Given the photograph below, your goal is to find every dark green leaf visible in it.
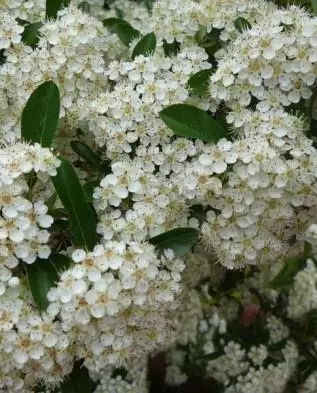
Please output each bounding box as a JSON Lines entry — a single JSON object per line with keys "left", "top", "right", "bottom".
{"left": 198, "top": 28, "right": 221, "bottom": 56}
{"left": 61, "top": 361, "right": 96, "bottom": 393}
{"left": 116, "top": 22, "right": 140, "bottom": 46}
{"left": 46, "top": 0, "right": 71, "bottom": 19}
{"left": 115, "top": 7, "right": 124, "bottom": 18}
{"left": 132, "top": 32, "right": 156, "bottom": 59}
{"left": 103, "top": 18, "right": 140, "bottom": 45}
{"left": 309, "top": 90, "right": 317, "bottom": 139}
{"left": 189, "top": 204, "right": 207, "bottom": 224}
{"left": 51, "top": 159, "right": 97, "bottom": 250}
{"left": 149, "top": 228, "right": 199, "bottom": 257}
{"left": 187, "top": 69, "right": 213, "bottom": 96}
{"left": 270, "top": 257, "right": 307, "bottom": 290}
{"left": 21, "top": 22, "right": 43, "bottom": 48}
{"left": 70, "top": 140, "right": 102, "bottom": 171}
{"left": 83, "top": 181, "right": 99, "bottom": 203}
{"left": 16, "top": 18, "right": 30, "bottom": 25}
{"left": 0, "top": 49, "right": 5, "bottom": 66}
{"left": 311, "top": 0, "right": 317, "bottom": 13}
{"left": 103, "top": 17, "right": 126, "bottom": 28}
{"left": 21, "top": 81, "right": 60, "bottom": 147}
{"left": 234, "top": 17, "right": 251, "bottom": 33}
{"left": 78, "top": 1, "right": 90, "bottom": 13}
{"left": 163, "top": 40, "right": 180, "bottom": 56}
{"left": 159, "top": 104, "right": 227, "bottom": 143}
{"left": 50, "top": 253, "right": 72, "bottom": 272}
{"left": 144, "top": 0, "right": 154, "bottom": 12}
{"left": 26, "top": 258, "right": 59, "bottom": 310}
{"left": 26, "top": 253, "right": 72, "bottom": 311}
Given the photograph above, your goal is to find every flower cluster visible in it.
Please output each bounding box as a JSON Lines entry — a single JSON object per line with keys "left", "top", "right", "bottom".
{"left": 46, "top": 243, "right": 184, "bottom": 370}
{"left": 0, "top": 283, "right": 74, "bottom": 391}
{"left": 0, "top": 143, "right": 59, "bottom": 295}
{"left": 164, "top": 256, "right": 317, "bottom": 393}
{"left": 0, "top": 12, "right": 24, "bottom": 50}
{"left": 2, "top": 0, "right": 317, "bottom": 391}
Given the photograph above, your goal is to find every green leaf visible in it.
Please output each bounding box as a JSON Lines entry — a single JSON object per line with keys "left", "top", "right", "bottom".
{"left": 189, "top": 204, "right": 207, "bottom": 225}
{"left": 159, "top": 104, "right": 227, "bottom": 143}
{"left": 51, "top": 159, "right": 97, "bottom": 250}
{"left": 26, "top": 258, "right": 59, "bottom": 310}
{"left": 311, "top": 0, "right": 317, "bottom": 13}
{"left": 46, "top": 0, "right": 70, "bottom": 19}
{"left": 187, "top": 69, "right": 213, "bottom": 96}
{"left": 270, "top": 257, "right": 307, "bottom": 290}
{"left": 103, "top": 17, "right": 126, "bottom": 28}
{"left": 197, "top": 28, "right": 221, "bottom": 51}
{"left": 83, "top": 181, "right": 99, "bottom": 203}
{"left": 234, "top": 17, "right": 251, "bottom": 33}
{"left": 103, "top": 18, "right": 140, "bottom": 45}
{"left": 132, "top": 32, "right": 156, "bottom": 59}
{"left": 116, "top": 22, "right": 140, "bottom": 46}
{"left": 70, "top": 140, "right": 103, "bottom": 171}
{"left": 50, "top": 253, "right": 72, "bottom": 272}
{"left": 61, "top": 361, "right": 96, "bottom": 393}
{"left": 21, "top": 81, "right": 60, "bottom": 147}
{"left": 21, "top": 22, "right": 43, "bottom": 48}
{"left": 78, "top": 1, "right": 90, "bottom": 13}
{"left": 26, "top": 253, "right": 72, "bottom": 311}
{"left": 115, "top": 7, "right": 124, "bottom": 19}
{"left": 163, "top": 39, "right": 180, "bottom": 56}
{"left": 149, "top": 228, "right": 199, "bottom": 257}
{"left": 0, "top": 49, "right": 5, "bottom": 66}
{"left": 144, "top": 0, "right": 154, "bottom": 12}
{"left": 16, "top": 18, "right": 30, "bottom": 25}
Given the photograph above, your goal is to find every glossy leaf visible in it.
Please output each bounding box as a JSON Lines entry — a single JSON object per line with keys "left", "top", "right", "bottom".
{"left": 51, "top": 159, "right": 97, "bottom": 250}
{"left": 50, "top": 253, "right": 72, "bottom": 272}
{"left": 46, "top": 0, "right": 71, "bottom": 19}
{"left": 21, "top": 22, "right": 43, "bottom": 48}
{"left": 21, "top": 81, "right": 60, "bottom": 147}
{"left": 149, "top": 228, "right": 199, "bottom": 257}
{"left": 26, "top": 258, "right": 59, "bottom": 310}
{"left": 187, "top": 69, "right": 213, "bottom": 96}
{"left": 83, "top": 181, "right": 100, "bottom": 203}
{"left": 103, "top": 18, "right": 140, "bottom": 45}
{"left": 26, "top": 253, "right": 72, "bottom": 311}
{"left": 159, "top": 104, "right": 226, "bottom": 143}
{"left": 116, "top": 22, "right": 140, "bottom": 46}
{"left": 103, "top": 17, "right": 126, "bottom": 28}
{"left": 70, "top": 140, "right": 103, "bottom": 170}
{"left": 132, "top": 32, "right": 156, "bottom": 59}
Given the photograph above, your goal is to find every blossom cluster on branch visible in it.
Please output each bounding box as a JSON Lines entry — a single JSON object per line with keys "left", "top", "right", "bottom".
{"left": 1, "top": 0, "right": 317, "bottom": 392}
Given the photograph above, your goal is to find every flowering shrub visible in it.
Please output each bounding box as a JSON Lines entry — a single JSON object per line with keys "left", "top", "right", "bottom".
{"left": 2, "top": 0, "right": 317, "bottom": 392}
